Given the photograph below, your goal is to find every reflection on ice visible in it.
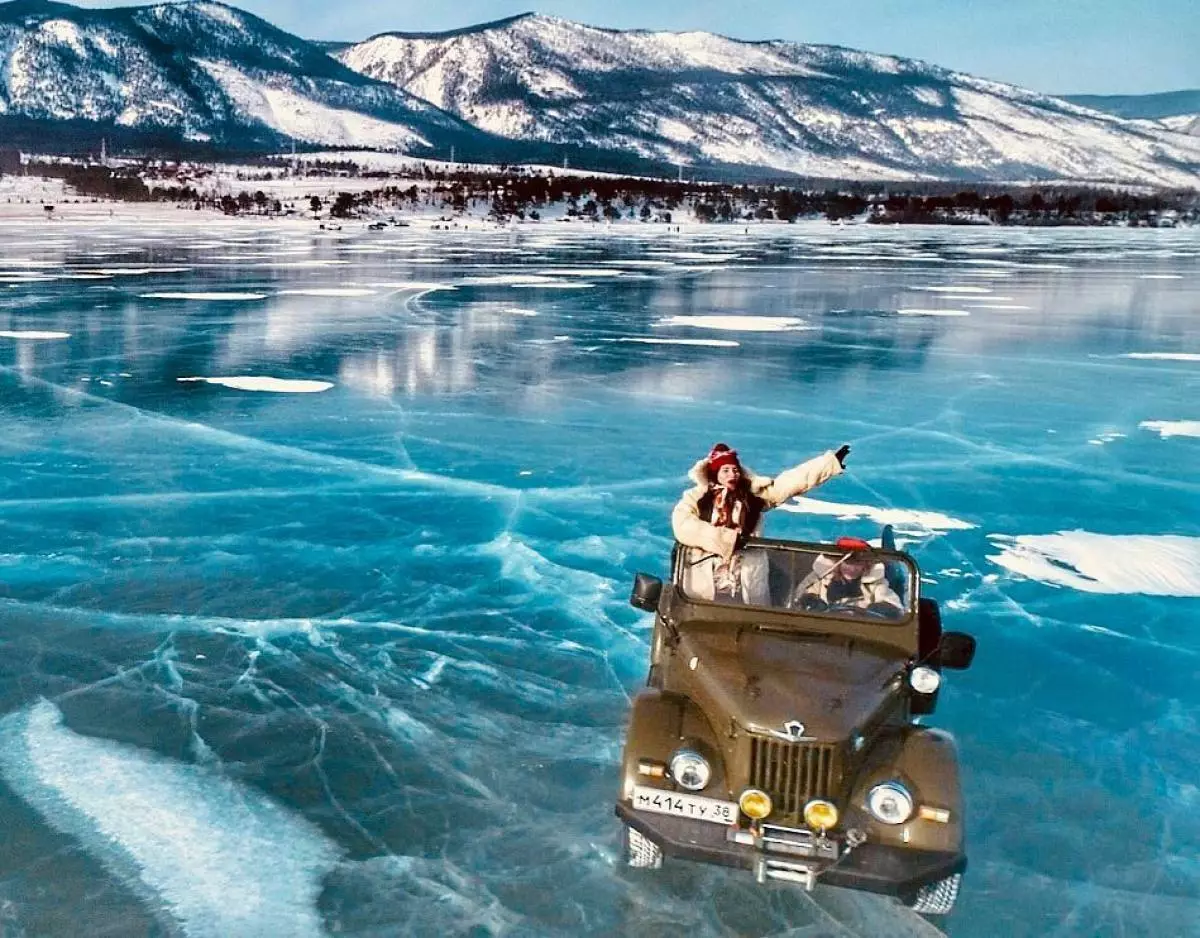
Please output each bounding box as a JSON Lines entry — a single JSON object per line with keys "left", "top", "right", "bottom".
{"left": 0, "top": 220, "right": 1197, "bottom": 938}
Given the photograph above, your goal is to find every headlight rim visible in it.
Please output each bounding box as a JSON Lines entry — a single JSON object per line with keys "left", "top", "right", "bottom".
{"left": 668, "top": 747, "right": 712, "bottom": 792}
{"left": 866, "top": 780, "right": 915, "bottom": 825}
{"left": 909, "top": 665, "right": 942, "bottom": 695}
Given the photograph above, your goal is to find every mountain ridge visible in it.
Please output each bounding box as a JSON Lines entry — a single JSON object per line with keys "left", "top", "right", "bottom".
{"left": 334, "top": 13, "right": 1200, "bottom": 186}
{"left": 0, "top": 0, "right": 504, "bottom": 155}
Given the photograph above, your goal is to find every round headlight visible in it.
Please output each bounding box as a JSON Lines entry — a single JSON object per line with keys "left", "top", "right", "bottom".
{"left": 909, "top": 666, "right": 941, "bottom": 695}
{"left": 867, "top": 782, "right": 914, "bottom": 825}
{"left": 738, "top": 788, "right": 772, "bottom": 820}
{"left": 803, "top": 799, "right": 839, "bottom": 831}
{"left": 668, "top": 749, "right": 711, "bottom": 791}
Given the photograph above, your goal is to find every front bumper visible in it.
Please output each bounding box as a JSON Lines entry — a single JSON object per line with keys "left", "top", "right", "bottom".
{"left": 616, "top": 802, "right": 965, "bottom": 897}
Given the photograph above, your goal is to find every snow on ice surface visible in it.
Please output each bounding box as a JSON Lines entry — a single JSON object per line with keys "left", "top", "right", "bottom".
{"left": 0, "top": 220, "right": 1197, "bottom": 938}
{"left": 1141, "top": 420, "right": 1200, "bottom": 439}
{"left": 780, "top": 497, "right": 976, "bottom": 534}
{"left": 0, "top": 701, "right": 342, "bottom": 938}
{"left": 609, "top": 337, "right": 739, "bottom": 347}
{"left": 655, "top": 315, "right": 809, "bottom": 331}
{"left": 276, "top": 288, "right": 379, "bottom": 297}
{"left": 1122, "top": 352, "right": 1200, "bottom": 362}
{"left": 177, "top": 376, "right": 334, "bottom": 393}
{"left": 0, "top": 330, "right": 71, "bottom": 339}
{"left": 140, "top": 292, "right": 268, "bottom": 301}
{"left": 988, "top": 532, "right": 1200, "bottom": 596}
{"left": 897, "top": 308, "right": 970, "bottom": 316}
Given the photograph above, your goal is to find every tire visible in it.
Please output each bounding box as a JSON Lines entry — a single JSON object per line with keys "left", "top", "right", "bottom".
{"left": 622, "top": 825, "right": 663, "bottom": 870}
{"left": 907, "top": 873, "right": 961, "bottom": 915}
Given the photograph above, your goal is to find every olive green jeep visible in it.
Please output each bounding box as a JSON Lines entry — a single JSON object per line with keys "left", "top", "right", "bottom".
{"left": 615, "top": 530, "right": 977, "bottom": 915}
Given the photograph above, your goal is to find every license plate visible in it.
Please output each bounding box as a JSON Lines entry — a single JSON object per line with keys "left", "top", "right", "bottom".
{"left": 632, "top": 785, "right": 738, "bottom": 825}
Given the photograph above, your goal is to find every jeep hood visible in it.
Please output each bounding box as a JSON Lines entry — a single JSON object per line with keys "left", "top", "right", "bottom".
{"left": 680, "top": 629, "right": 905, "bottom": 742}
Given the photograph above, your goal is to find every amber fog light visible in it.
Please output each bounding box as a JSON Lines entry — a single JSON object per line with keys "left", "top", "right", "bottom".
{"left": 804, "top": 799, "right": 839, "bottom": 831}
{"left": 738, "top": 788, "right": 773, "bottom": 820}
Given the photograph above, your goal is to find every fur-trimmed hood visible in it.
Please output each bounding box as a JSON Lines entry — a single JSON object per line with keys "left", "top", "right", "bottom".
{"left": 685, "top": 457, "right": 772, "bottom": 495}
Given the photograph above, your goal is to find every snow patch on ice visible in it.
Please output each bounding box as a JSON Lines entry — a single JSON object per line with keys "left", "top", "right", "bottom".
{"left": 276, "top": 288, "right": 379, "bottom": 297}
{"left": 608, "top": 337, "right": 739, "bottom": 348}
{"left": 1122, "top": 352, "right": 1200, "bottom": 362}
{"left": 178, "top": 376, "right": 334, "bottom": 393}
{"left": 988, "top": 531, "right": 1200, "bottom": 596}
{"left": 0, "top": 700, "right": 342, "bottom": 938}
{"left": 1140, "top": 420, "right": 1200, "bottom": 439}
{"left": 141, "top": 292, "right": 268, "bottom": 301}
{"left": 0, "top": 330, "right": 70, "bottom": 339}
{"left": 897, "top": 308, "right": 970, "bottom": 317}
{"left": 780, "top": 497, "right": 975, "bottom": 534}
{"left": 655, "top": 315, "right": 809, "bottom": 332}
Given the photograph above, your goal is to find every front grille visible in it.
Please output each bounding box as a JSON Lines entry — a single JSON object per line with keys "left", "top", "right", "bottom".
{"left": 749, "top": 738, "right": 840, "bottom": 816}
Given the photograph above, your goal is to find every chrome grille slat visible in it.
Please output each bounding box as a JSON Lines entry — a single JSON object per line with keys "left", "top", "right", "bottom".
{"left": 749, "top": 738, "right": 839, "bottom": 817}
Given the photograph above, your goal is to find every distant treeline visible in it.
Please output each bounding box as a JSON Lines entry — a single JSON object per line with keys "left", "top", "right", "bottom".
{"left": 4, "top": 154, "right": 1197, "bottom": 227}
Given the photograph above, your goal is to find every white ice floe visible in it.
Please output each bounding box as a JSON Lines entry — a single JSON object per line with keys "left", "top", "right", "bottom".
{"left": 779, "top": 496, "right": 975, "bottom": 534}
{"left": 609, "top": 337, "right": 740, "bottom": 347}
{"left": 1088, "top": 431, "right": 1126, "bottom": 446}
{"left": 988, "top": 531, "right": 1200, "bottom": 596}
{"left": 276, "top": 288, "right": 378, "bottom": 298}
{"left": 655, "top": 315, "right": 809, "bottom": 332}
{"left": 1138, "top": 274, "right": 1183, "bottom": 280}
{"left": 140, "top": 292, "right": 268, "bottom": 301}
{"left": 85, "top": 267, "right": 192, "bottom": 276}
{"left": 966, "top": 303, "right": 1032, "bottom": 310}
{"left": 1140, "top": 420, "right": 1200, "bottom": 439}
{"left": 916, "top": 285, "right": 993, "bottom": 294}
{"left": 0, "top": 701, "right": 341, "bottom": 938}
{"left": 177, "top": 376, "right": 334, "bottom": 393}
{"left": 459, "top": 274, "right": 565, "bottom": 286}
{"left": 1121, "top": 352, "right": 1200, "bottom": 362}
{"left": 897, "top": 308, "right": 970, "bottom": 317}
{"left": 365, "top": 282, "right": 455, "bottom": 291}
{"left": 0, "top": 330, "right": 70, "bottom": 339}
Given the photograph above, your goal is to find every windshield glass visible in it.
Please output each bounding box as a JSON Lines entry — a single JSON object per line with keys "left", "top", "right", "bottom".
{"left": 676, "top": 542, "right": 916, "bottom": 622}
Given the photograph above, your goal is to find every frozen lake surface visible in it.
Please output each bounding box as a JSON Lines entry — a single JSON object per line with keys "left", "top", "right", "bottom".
{"left": 0, "top": 219, "right": 1197, "bottom": 937}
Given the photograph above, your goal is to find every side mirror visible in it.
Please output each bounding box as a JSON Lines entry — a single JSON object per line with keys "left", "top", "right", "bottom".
{"left": 939, "top": 631, "right": 976, "bottom": 670}
{"left": 630, "top": 573, "right": 663, "bottom": 612}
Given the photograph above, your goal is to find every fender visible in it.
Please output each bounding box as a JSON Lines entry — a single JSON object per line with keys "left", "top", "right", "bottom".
{"left": 845, "top": 726, "right": 964, "bottom": 854}
{"left": 618, "top": 689, "right": 727, "bottom": 803}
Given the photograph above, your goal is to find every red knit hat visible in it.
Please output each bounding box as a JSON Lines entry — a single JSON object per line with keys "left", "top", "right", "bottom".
{"left": 707, "top": 443, "right": 741, "bottom": 478}
{"left": 836, "top": 536, "right": 872, "bottom": 558}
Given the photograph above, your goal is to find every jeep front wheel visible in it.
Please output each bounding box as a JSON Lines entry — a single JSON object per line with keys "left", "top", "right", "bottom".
{"left": 906, "top": 873, "right": 961, "bottom": 915}
{"left": 622, "top": 825, "right": 663, "bottom": 869}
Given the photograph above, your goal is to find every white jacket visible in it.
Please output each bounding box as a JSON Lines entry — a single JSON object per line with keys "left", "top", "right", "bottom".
{"left": 795, "top": 554, "right": 902, "bottom": 608}
{"left": 671, "top": 450, "right": 844, "bottom": 562}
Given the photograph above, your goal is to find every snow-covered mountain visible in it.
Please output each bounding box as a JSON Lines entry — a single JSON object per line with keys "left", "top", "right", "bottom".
{"left": 337, "top": 14, "right": 1200, "bottom": 186}
{"left": 0, "top": 0, "right": 495, "bottom": 154}
{"left": 1066, "top": 90, "right": 1200, "bottom": 138}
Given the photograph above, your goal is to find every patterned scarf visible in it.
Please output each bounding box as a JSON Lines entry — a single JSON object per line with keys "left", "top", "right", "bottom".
{"left": 710, "top": 486, "right": 748, "bottom": 530}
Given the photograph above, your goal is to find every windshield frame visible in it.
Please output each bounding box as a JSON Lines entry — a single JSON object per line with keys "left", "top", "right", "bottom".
{"left": 670, "top": 535, "right": 920, "bottom": 627}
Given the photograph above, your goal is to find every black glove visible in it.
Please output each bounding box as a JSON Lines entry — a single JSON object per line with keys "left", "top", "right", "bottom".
{"left": 834, "top": 444, "right": 851, "bottom": 467}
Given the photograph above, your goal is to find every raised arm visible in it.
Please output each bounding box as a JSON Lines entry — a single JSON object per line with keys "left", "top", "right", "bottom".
{"left": 756, "top": 448, "right": 846, "bottom": 508}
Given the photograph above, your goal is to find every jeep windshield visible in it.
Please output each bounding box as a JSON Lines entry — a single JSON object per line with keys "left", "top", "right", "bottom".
{"left": 674, "top": 540, "right": 916, "bottom": 622}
